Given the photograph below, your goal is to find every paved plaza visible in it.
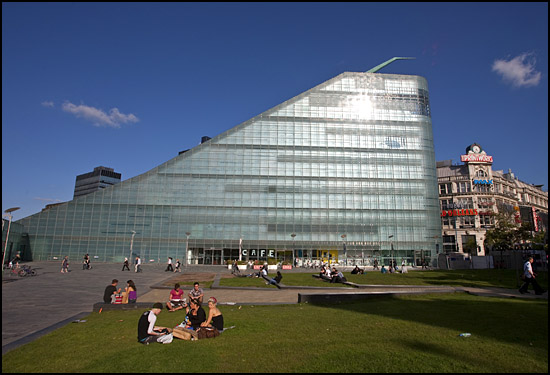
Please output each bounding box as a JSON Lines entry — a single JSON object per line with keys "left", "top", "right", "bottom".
{"left": 2, "top": 261, "right": 546, "bottom": 354}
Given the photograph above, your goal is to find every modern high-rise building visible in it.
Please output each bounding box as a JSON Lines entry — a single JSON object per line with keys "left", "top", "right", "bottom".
{"left": 73, "top": 166, "right": 121, "bottom": 198}
{"left": 15, "top": 60, "right": 442, "bottom": 266}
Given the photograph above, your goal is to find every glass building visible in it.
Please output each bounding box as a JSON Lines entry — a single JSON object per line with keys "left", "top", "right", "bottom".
{"left": 16, "top": 69, "right": 442, "bottom": 266}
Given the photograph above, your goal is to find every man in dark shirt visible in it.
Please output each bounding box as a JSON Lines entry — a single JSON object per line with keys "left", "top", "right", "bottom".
{"left": 103, "top": 279, "right": 120, "bottom": 304}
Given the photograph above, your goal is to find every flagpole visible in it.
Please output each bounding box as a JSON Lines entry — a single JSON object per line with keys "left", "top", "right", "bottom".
{"left": 239, "top": 238, "right": 242, "bottom": 261}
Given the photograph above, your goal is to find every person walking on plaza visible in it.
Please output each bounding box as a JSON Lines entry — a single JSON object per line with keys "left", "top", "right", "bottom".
{"left": 174, "top": 258, "right": 181, "bottom": 273}
{"left": 519, "top": 257, "right": 547, "bottom": 295}
{"left": 373, "top": 258, "right": 379, "bottom": 270}
{"left": 135, "top": 256, "right": 142, "bottom": 273}
{"left": 122, "top": 257, "right": 130, "bottom": 271}
{"left": 83, "top": 254, "right": 91, "bottom": 270}
{"left": 165, "top": 257, "right": 174, "bottom": 272}
{"left": 61, "top": 256, "right": 69, "bottom": 273}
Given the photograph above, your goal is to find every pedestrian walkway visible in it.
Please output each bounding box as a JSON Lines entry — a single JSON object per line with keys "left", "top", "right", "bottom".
{"left": 2, "top": 261, "right": 546, "bottom": 354}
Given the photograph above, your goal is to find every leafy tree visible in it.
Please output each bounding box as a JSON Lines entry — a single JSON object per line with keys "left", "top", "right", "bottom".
{"left": 463, "top": 237, "right": 478, "bottom": 255}
{"left": 484, "top": 204, "right": 537, "bottom": 251}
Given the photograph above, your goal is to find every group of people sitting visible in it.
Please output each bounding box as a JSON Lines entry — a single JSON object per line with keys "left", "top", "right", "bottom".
{"left": 319, "top": 264, "right": 347, "bottom": 283}
{"left": 137, "top": 282, "right": 224, "bottom": 344}
{"left": 103, "top": 279, "right": 137, "bottom": 304}
{"left": 233, "top": 263, "right": 283, "bottom": 288}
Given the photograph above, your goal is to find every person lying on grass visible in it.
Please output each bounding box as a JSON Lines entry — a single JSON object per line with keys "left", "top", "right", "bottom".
{"left": 263, "top": 271, "right": 283, "bottom": 288}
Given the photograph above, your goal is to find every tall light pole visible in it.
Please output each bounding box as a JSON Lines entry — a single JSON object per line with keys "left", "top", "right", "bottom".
{"left": 290, "top": 233, "right": 296, "bottom": 266}
{"left": 2, "top": 207, "right": 20, "bottom": 276}
{"left": 185, "top": 232, "right": 191, "bottom": 267}
{"left": 129, "top": 230, "right": 136, "bottom": 261}
{"left": 450, "top": 202, "right": 463, "bottom": 252}
{"left": 388, "top": 235, "right": 394, "bottom": 267}
{"left": 341, "top": 234, "right": 347, "bottom": 266}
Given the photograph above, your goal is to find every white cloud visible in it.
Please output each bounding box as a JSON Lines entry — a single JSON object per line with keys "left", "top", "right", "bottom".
{"left": 492, "top": 52, "right": 542, "bottom": 88}
{"left": 41, "top": 101, "right": 54, "bottom": 107}
{"left": 61, "top": 101, "right": 139, "bottom": 128}
{"left": 33, "top": 197, "right": 63, "bottom": 203}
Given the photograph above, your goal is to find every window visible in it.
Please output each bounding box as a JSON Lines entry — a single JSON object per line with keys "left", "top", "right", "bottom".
{"left": 458, "top": 182, "right": 470, "bottom": 193}
{"left": 475, "top": 169, "right": 488, "bottom": 177}
{"left": 439, "top": 183, "right": 452, "bottom": 195}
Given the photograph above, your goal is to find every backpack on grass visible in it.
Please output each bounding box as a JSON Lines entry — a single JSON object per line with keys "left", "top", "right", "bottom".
{"left": 196, "top": 327, "right": 220, "bottom": 339}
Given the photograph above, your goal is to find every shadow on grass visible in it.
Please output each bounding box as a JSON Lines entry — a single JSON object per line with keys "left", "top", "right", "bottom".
{"left": 314, "top": 293, "right": 548, "bottom": 349}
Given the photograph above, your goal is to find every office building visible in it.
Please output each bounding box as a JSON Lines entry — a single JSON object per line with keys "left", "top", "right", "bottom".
{"left": 437, "top": 143, "right": 548, "bottom": 255}
{"left": 15, "top": 61, "right": 442, "bottom": 266}
{"left": 73, "top": 166, "right": 121, "bottom": 199}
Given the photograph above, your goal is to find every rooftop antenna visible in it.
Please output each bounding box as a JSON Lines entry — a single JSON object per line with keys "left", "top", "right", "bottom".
{"left": 366, "top": 57, "right": 415, "bottom": 73}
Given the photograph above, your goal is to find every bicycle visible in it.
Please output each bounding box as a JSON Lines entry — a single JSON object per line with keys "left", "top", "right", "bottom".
{"left": 18, "top": 265, "right": 37, "bottom": 277}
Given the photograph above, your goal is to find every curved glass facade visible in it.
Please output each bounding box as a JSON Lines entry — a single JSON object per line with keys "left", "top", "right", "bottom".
{"left": 18, "top": 71, "right": 442, "bottom": 266}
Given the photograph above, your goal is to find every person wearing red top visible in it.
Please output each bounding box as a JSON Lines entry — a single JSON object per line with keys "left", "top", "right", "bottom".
{"left": 166, "top": 283, "right": 186, "bottom": 312}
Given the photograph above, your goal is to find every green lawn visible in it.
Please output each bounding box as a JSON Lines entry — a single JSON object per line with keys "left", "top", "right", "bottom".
{"left": 221, "top": 269, "right": 548, "bottom": 290}
{"left": 2, "top": 293, "right": 547, "bottom": 373}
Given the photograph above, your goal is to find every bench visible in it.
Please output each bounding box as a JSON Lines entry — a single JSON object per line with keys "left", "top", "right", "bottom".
{"left": 92, "top": 302, "right": 155, "bottom": 312}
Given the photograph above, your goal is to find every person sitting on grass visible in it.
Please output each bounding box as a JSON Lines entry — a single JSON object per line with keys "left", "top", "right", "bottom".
{"left": 319, "top": 265, "right": 331, "bottom": 281}
{"left": 167, "top": 283, "right": 186, "bottom": 312}
{"left": 185, "top": 299, "right": 206, "bottom": 330}
{"left": 351, "top": 265, "right": 364, "bottom": 274}
{"left": 381, "top": 265, "right": 387, "bottom": 274}
{"left": 330, "top": 268, "right": 346, "bottom": 283}
{"left": 188, "top": 282, "right": 204, "bottom": 305}
{"left": 137, "top": 302, "right": 169, "bottom": 345}
{"left": 201, "top": 297, "right": 224, "bottom": 331}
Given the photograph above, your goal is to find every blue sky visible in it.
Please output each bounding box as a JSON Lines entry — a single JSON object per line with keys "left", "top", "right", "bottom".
{"left": 2, "top": 2, "right": 548, "bottom": 220}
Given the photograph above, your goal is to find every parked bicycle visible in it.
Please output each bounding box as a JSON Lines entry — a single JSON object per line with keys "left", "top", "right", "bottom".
{"left": 17, "top": 265, "right": 37, "bottom": 277}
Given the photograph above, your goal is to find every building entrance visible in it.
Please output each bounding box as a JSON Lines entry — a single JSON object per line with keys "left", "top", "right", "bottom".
{"left": 204, "top": 249, "right": 222, "bottom": 265}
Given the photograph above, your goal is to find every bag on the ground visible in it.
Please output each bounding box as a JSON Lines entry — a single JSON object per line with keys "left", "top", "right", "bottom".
{"left": 112, "top": 294, "right": 123, "bottom": 304}
{"left": 173, "top": 327, "right": 194, "bottom": 340}
{"left": 196, "top": 327, "right": 220, "bottom": 339}
{"left": 157, "top": 333, "right": 173, "bottom": 344}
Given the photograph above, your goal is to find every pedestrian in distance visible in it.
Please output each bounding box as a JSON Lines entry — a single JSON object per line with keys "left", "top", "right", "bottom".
{"left": 135, "top": 256, "right": 142, "bottom": 273}
{"left": 83, "top": 254, "right": 91, "bottom": 270}
{"left": 519, "top": 257, "right": 547, "bottom": 295}
{"left": 174, "top": 258, "right": 181, "bottom": 273}
{"left": 61, "top": 256, "right": 69, "bottom": 273}
{"left": 165, "top": 257, "right": 174, "bottom": 272}
{"left": 122, "top": 257, "right": 130, "bottom": 271}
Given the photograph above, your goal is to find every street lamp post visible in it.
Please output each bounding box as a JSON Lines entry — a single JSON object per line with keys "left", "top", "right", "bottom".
{"left": 388, "top": 235, "right": 394, "bottom": 268}
{"left": 341, "top": 234, "right": 347, "bottom": 266}
{"left": 185, "top": 232, "right": 191, "bottom": 267}
{"left": 290, "top": 233, "right": 296, "bottom": 266}
{"left": 450, "top": 202, "right": 463, "bottom": 253}
{"left": 129, "top": 230, "right": 136, "bottom": 261}
{"left": 2, "top": 207, "right": 20, "bottom": 276}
